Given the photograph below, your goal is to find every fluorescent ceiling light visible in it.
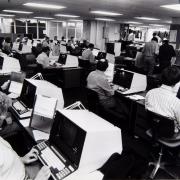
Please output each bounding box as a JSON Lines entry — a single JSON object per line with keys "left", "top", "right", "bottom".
{"left": 69, "top": 19, "right": 83, "bottom": 22}
{"left": 127, "top": 21, "right": 142, "bottom": 24}
{"left": 95, "top": 18, "right": 115, "bottom": 21}
{"left": 23, "top": 3, "right": 66, "bottom": 9}
{"left": 91, "top": 11, "right": 122, "bottom": 16}
{"left": 55, "top": 14, "right": 79, "bottom": 18}
{"left": 34, "top": 17, "right": 54, "bottom": 20}
{"left": 0, "top": 14, "right": 15, "bottom": 17}
{"left": 135, "top": 17, "right": 160, "bottom": 21}
{"left": 3, "top": 10, "right": 33, "bottom": 14}
{"left": 161, "top": 4, "right": 180, "bottom": 11}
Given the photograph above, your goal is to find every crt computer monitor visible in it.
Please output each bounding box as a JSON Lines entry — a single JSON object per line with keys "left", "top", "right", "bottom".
{"left": 96, "top": 52, "right": 106, "bottom": 60}
{"left": 58, "top": 53, "right": 67, "bottom": 65}
{"left": 50, "top": 111, "right": 86, "bottom": 168}
{"left": 49, "top": 110, "right": 122, "bottom": 172}
{"left": 0, "top": 56, "right": 4, "bottom": 70}
{"left": 19, "top": 79, "right": 37, "bottom": 108}
{"left": 113, "top": 69, "right": 134, "bottom": 89}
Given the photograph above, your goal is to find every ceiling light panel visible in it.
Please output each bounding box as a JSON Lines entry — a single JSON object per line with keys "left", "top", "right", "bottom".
{"left": 161, "top": 4, "right": 180, "bottom": 11}
{"left": 91, "top": 11, "right": 122, "bottom": 16}
{"left": 55, "top": 14, "right": 79, "bottom": 18}
{"left": 34, "top": 17, "right": 54, "bottom": 20}
{"left": 127, "top": 21, "right": 142, "bottom": 24}
{"left": 3, "top": 10, "right": 33, "bottom": 14}
{"left": 135, "top": 17, "right": 160, "bottom": 21}
{"left": 24, "top": 3, "right": 66, "bottom": 9}
{"left": 95, "top": 18, "right": 115, "bottom": 21}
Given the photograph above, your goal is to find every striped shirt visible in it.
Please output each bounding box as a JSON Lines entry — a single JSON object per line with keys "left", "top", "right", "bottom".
{"left": 145, "top": 85, "right": 180, "bottom": 128}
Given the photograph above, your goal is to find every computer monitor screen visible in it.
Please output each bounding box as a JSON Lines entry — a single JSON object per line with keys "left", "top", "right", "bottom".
{"left": 113, "top": 69, "right": 134, "bottom": 89}
{"left": 96, "top": 52, "right": 106, "bottom": 60}
{"left": 50, "top": 111, "right": 86, "bottom": 167}
{"left": 177, "top": 87, "right": 180, "bottom": 99}
{"left": 0, "top": 56, "right": 4, "bottom": 70}
{"left": 58, "top": 53, "right": 67, "bottom": 64}
{"left": 20, "top": 79, "right": 37, "bottom": 108}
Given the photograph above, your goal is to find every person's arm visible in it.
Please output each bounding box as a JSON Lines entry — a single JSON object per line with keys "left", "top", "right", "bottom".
{"left": 21, "top": 148, "right": 38, "bottom": 164}
{"left": 21, "top": 148, "right": 51, "bottom": 180}
{"left": 98, "top": 76, "right": 114, "bottom": 96}
{"left": 34, "top": 166, "right": 51, "bottom": 180}
{"left": 155, "top": 43, "right": 159, "bottom": 55}
{"left": 174, "top": 100, "right": 180, "bottom": 126}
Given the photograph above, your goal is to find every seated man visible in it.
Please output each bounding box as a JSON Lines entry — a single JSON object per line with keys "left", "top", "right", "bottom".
{"left": 87, "top": 59, "right": 116, "bottom": 108}
{"left": 0, "top": 136, "right": 50, "bottom": 180}
{"left": 36, "top": 46, "right": 50, "bottom": 68}
{"left": 87, "top": 59, "right": 128, "bottom": 114}
{"left": 82, "top": 43, "right": 95, "bottom": 64}
{"left": 145, "top": 66, "right": 180, "bottom": 133}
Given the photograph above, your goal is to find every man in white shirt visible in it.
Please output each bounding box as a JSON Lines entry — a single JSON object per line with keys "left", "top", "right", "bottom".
{"left": 145, "top": 66, "right": 180, "bottom": 132}
{"left": 127, "top": 29, "right": 135, "bottom": 42}
{"left": 82, "top": 43, "right": 95, "bottom": 64}
{"left": 36, "top": 47, "right": 50, "bottom": 68}
{"left": 87, "top": 59, "right": 119, "bottom": 108}
{"left": 0, "top": 136, "right": 50, "bottom": 180}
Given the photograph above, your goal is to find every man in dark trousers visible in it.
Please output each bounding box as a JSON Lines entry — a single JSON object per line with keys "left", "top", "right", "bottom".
{"left": 159, "top": 38, "right": 176, "bottom": 71}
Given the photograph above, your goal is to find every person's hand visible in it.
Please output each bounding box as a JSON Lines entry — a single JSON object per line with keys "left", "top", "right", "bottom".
{"left": 21, "top": 148, "right": 38, "bottom": 164}
{"left": 34, "top": 166, "right": 51, "bottom": 180}
{"left": 113, "top": 84, "right": 119, "bottom": 91}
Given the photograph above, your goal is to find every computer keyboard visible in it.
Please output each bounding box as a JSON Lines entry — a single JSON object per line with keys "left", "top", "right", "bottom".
{"left": 36, "top": 142, "right": 74, "bottom": 180}
{"left": 13, "top": 101, "right": 27, "bottom": 114}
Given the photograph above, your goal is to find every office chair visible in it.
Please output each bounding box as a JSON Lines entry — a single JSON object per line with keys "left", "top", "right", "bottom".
{"left": 146, "top": 110, "right": 180, "bottom": 179}
{"left": 86, "top": 88, "right": 127, "bottom": 128}
{"left": 86, "top": 88, "right": 100, "bottom": 113}
{"left": 78, "top": 58, "right": 91, "bottom": 69}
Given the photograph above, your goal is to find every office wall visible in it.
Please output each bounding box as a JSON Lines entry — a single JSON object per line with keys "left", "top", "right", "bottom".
{"left": 83, "top": 20, "right": 120, "bottom": 51}
{"left": 0, "top": 18, "right": 12, "bottom": 33}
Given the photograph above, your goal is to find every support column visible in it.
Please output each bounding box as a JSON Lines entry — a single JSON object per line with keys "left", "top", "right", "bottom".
{"left": 37, "top": 20, "right": 39, "bottom": 39}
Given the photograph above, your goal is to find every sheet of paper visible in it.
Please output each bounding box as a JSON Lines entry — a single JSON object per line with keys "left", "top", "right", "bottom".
{"left": 34, "top": 95, "right": 57, "bottom": 119}
{"left": 8, "top": 93, "right": 19, "bottom": 99}
{"left": 127, "top": 94, "right": 145, "bottom": 100}
{"left": 33, "top": 130, "right": 49, "bottom": 141}
{"left": 8, "top": 81, "right": 22, "bottom": 95}
{"left": 19, "top": 118, "right": 30, "bottom": 127}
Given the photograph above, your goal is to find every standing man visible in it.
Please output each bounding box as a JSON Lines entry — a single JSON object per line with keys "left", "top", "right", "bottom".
{"left": 142, "top": 37, "right": 159, "bottom": 75}
{"left": 159, "top": 38, "right": 176, "bottom": 71}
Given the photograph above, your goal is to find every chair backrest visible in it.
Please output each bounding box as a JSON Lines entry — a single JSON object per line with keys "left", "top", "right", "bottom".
{"left": 86, "top": 88, "right": 99, "bottom": 113}
{"left": 78, "top": 58, "right": 90, "bottom": 69}
{"left": 25, "top": 53, "right": 36, "bottom": 64}
{"left": 36, "top": 63, "right": 43, "bottom": 73}
{"left": 147, "top": 110, "right": 175, "bottom": 139}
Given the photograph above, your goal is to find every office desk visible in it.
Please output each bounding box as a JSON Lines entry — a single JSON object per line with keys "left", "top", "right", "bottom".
{"left": 115, "top": 91, "right": 149, "bottom": 139}
{"left": 58, "top": 67, "right": 82, "bottom": 88}
{"left": 40, "top": 66, "right": 82, "bottom": 88}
